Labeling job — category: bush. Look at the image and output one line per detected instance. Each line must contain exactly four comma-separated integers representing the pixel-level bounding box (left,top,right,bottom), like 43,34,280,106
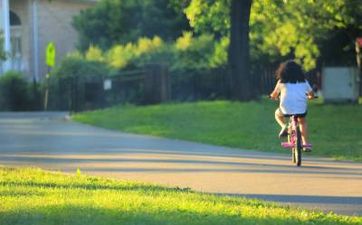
172,32,215,71
0,71,40,111
104,36,168,70
100,34,224,72
49,56,110,111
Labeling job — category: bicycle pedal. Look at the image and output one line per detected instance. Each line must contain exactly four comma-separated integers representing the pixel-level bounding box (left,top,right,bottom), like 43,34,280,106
281,142,293,148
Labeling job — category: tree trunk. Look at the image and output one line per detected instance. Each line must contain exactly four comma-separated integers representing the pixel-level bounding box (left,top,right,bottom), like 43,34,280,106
228,0,253,101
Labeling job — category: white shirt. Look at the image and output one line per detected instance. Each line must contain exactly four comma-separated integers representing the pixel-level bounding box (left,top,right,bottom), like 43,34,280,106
275,80,312,115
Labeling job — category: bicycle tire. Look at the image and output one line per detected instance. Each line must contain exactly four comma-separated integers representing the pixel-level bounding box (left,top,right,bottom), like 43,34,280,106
289,133,296,163
295,127,302,166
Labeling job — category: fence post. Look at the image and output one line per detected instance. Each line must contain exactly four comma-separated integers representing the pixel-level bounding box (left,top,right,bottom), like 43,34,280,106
144,64,170,104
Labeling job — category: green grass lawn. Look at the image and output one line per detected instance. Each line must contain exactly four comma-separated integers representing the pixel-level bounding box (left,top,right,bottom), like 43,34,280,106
0,167,361,225
73,99,362,161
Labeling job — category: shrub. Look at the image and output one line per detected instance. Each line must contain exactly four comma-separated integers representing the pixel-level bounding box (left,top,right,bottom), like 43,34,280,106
105,36,167,70
172,32,215,71
0,71,36,111
103,34,224,72
85,45,104,62
49,56,110,111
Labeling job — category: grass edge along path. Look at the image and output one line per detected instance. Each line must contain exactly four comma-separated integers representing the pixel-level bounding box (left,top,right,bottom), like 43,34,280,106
73,100,362,161
0,167,361,225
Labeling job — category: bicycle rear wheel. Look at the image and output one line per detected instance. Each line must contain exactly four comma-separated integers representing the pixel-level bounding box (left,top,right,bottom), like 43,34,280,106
295,127,302,166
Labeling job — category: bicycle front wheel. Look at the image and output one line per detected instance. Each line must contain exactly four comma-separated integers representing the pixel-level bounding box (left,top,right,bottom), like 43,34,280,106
295,127,302,166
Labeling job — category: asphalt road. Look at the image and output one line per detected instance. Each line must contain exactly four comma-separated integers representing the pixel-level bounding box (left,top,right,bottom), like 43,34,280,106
0,112,361,216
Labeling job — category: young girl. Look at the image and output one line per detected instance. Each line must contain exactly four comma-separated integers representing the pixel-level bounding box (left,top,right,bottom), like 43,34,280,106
270,60,314,152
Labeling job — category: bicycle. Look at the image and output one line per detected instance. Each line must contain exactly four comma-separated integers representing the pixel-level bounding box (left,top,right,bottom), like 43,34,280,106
270,95,316,167
280,115,307,166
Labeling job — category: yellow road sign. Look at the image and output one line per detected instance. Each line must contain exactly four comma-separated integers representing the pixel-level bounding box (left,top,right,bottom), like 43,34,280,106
46,42,56,67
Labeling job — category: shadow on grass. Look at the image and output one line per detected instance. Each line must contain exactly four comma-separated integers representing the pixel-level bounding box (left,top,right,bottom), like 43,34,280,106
0,204,355,225
0,178,190,193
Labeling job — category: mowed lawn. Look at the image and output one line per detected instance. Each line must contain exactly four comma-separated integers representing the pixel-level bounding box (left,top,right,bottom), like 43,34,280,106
0,167,361,225
73,99,362,161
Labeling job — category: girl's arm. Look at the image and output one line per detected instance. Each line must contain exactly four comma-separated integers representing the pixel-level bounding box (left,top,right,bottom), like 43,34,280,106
307,90,315,99
270,80,281,99
306,81,314,99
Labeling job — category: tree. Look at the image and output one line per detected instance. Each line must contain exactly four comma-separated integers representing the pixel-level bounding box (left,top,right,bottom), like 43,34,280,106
182,0,362,99
73,0,190,51
228,0,254,100
184,0,254,100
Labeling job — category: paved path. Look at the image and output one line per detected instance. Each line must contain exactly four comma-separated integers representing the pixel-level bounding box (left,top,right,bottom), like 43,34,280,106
0,112,361,216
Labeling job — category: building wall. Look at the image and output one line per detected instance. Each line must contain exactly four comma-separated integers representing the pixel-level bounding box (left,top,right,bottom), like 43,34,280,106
36,0,93,79
7,0,94,80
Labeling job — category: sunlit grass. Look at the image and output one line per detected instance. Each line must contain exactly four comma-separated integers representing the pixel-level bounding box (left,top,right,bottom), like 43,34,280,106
0,167,361,225
73,99,362,161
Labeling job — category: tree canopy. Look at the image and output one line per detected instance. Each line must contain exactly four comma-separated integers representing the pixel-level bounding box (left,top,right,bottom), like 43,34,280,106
183,0,362,70
73,0,190,51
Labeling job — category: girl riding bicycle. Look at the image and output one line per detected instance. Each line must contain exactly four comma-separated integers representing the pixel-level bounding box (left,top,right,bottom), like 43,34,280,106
270,60,314,152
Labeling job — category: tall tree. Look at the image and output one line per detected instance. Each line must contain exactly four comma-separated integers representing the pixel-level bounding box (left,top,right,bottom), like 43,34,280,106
228,0,253,100
183,0,255,100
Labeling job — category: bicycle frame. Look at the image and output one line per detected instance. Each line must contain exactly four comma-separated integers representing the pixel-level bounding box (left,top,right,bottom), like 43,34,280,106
281,116,303,166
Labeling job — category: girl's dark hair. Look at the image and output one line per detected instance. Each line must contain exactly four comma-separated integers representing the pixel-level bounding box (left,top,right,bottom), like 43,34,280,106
276,60,306,83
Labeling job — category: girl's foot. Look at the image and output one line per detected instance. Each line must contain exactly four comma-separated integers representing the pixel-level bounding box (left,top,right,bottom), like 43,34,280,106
278,126,288,138
302,143,312,152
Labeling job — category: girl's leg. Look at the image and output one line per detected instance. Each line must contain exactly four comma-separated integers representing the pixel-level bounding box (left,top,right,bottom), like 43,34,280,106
275,109,288,137
298,117,309,145
275,108,286,128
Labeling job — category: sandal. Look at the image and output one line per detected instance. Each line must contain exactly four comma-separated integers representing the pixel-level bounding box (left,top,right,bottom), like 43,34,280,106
302,143,312,152
278,126,288,138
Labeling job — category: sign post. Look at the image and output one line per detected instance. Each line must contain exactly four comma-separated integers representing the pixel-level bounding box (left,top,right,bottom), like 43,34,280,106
44,42,56,110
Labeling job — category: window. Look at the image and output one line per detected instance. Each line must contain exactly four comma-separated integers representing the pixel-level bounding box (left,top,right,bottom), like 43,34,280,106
10,11,21,26
9,11,22,70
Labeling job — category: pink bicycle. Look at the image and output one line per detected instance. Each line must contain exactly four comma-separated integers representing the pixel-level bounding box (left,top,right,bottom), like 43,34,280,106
281,115,307,166
270,96,316,167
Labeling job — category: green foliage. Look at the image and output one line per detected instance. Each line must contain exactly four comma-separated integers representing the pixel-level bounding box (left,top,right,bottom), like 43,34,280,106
49,56,110,110
71,0,361,70
74,100,362,161
104,36,166,70
52,55,109,80
184,0,230,36
106,43,135,69
0,71,38,111
85,45,104,62
72,0,190,51
173,32,216,70
1,167,361,225
182,0,362,70
80,35,224,72
209,36,229,67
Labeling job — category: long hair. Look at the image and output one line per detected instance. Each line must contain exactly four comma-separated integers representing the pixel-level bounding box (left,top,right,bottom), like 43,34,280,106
276,60,306,83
